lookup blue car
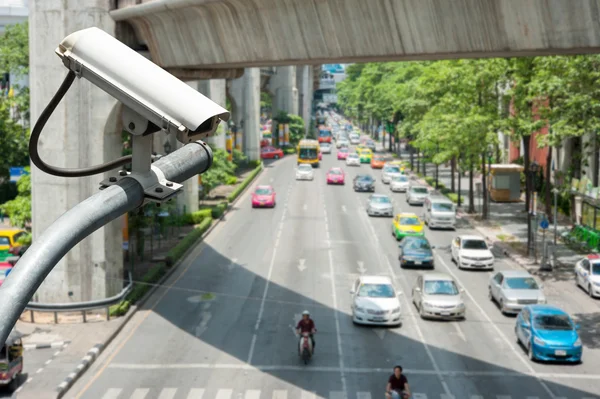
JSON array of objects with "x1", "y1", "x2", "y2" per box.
[
  {"x1": 515, "y1": 305, "x2": 582, "y2": 363},
  {"x1": 398, "y1": 236, "x2": 435, "y2": 269}
]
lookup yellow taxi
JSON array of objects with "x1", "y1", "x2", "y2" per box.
[
  {"x1": 359, "y1": 148, "x2": 373, "y2": 163},
  {"x1": 0, "y1": 229, "x2": 27, "y2": 262},
  {"x1": 391, "y1": 213, "x2": 424, "y2": 241}
]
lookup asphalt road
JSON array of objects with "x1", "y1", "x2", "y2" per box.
[{"x1": 66, "y1": 138, "x2": 600, "y2": 399}]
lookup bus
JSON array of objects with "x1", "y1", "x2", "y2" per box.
[
  {"x1": 318, "y1": 126, "x2": 332, "y2": 144},
  {"x1": 297, "y1": 139, "x2": 321, "y2": 168}
]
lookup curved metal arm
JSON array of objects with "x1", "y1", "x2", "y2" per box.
[{"x1": 0, "y1": 140, "x2": 212, "y2": 345}]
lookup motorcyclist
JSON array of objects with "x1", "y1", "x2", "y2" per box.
[
  {"x1": 385, "y1": 365, "x2": 411, "y2": 399},
  {"x1": 296, "y1": 310, "x2": 316, "y2": 353}
]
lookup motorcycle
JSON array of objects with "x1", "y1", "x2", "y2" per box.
[{"x1": 299, "y1": 332, "x2": 313, "y2": 364}]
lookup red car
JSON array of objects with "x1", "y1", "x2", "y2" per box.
[
  {"x1": 261, "y1": 146, "x2": 284, "y2": 160},
  {"x1": 326, "y1": 167, "x2": 345, "y2": 185},
  {"x1": 260, "y1": 139, "x2": 270, "y2": 148},
  {"x1": 251, "y1": 185, "x2": 276, "y2": 208},
  {"x1": 337, "y1": 148, "x2": 349, "y2": 160}
]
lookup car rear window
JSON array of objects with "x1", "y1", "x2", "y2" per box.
[{"x1": 255, "y1": 188, "x2": 272, "y2": 195}]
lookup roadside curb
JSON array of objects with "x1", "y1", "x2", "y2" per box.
[
  {"x1": 56, "y1": 344, "x2": 103, "y2": 398},
  {"x1": 24, "y1": 340, "x2": 71, "y2": 351},
  {"x1": 55, "y1": 163, "x2": 265, "y2": 398}
]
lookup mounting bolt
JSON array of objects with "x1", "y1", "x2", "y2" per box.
[
  {"x1": 109, "y1": 177, "x2": 117, "y2": 182},
  {"x1": 128, "y1": 122, "x2": 135, "y2": 130},
  {"x1": 166, "y1": 182, "x2": 173, "y2": 187},
  {"x1": 119, "y1": 170, "x2": 128, "y2": 176},
  {"x1": 155, "y1": 187, "x2": 163, "y2": 193}
]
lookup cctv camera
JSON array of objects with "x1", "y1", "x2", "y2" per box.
[{"x1": 55, "y1": 27, "x2": 230, "y2": 143}]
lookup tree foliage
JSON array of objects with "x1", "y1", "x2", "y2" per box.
[
  {"x1": 273, "y1": 111, "x2": 305, "y2": 146},
  {"x1": 0, "y1": 167, "x2": 31, "y2": 228}
]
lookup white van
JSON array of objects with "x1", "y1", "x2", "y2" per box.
[{"x1": 424, "y1": 195, "x2": 456, "y2": 229}]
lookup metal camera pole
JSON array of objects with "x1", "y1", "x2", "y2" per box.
[{"x1": 0, "y1": 141, "x2": 212, "y2": 345}]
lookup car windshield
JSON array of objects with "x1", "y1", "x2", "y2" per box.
[
  {"x1": 411, "y1": 187, "x2": 428, "y2": 194},
  {"x1": 400, "y1": 217, "x2": 419, "y2": 225},
  {"x1": 462, "y1": 239, "x2": 488, "y2": 250},
  {"x1": 384, "y1": 166, "x2": 400, "y2": 173},
  {"x1": 432, "y1": 203, "x2": 454, "y2": 212},
  {"x1": 504, "y1": 277, "x2": 539, "y2": 290},
  {"x1": 299, "y1": 148, "x2": 317, "y2": 159},
  {"x1": 592, "y1": 263, "x2": 600, "y2": 275},
  {"x1": 340, "y1": 148, "x2": 348, "y2": 152},
  {"x1": 298, "y1": 165, "x2": 312, "y2": 172},
  {"x1": 329, "y1": 169, "x2": 342, "y2": 175},
  {"x1": 393, "y1": 175, "x2": 408, "y2": 182},
  {"x1": 348, "y1": 154, "x2": 359, "y2": 158},
  {"x1": 319, "y1": 130, "x2": 332, "y2": 137},
  {"x1": 533, "y1": 314, "x2": 574, "y2": 331},
  {"x1": 357, "y1": 283, "x2": 395, "y2": 298},
  {"x1": 358, "y1": 176, "x2": 374, "y2": 182},
  {"x1": 371, "y1": 196, "x2": 390, "y2": 204},
  {"x1": 321, "y1": 143, "x2": 330, "y2": 148},
  {"x1": 255, "y1": 188, "x2": 272, "y2": 195},
  {"x1": 406, "y1": 239, "x2": 431, "y2": 250},
  {"x1": 424, "y1": 280, "x2": 459, "y2": 295}
]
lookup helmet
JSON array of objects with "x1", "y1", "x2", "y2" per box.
[{"x1": 302, "y1": 310, "x2": 310, "y2": 316}]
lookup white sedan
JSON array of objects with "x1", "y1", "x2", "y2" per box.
[
  {"x1": 346, "y1": 153, "x2": 361, "y2": 166},
  {"x1": 320, "y1": 143, "x2": 332, "y2": 154},
  {"x1": 451, "y1": 235, "x2": 495, "y2": 270},
  {"x1": 390, "y1": 175, "x2": 410, "y2": 192},
  {"x1": 350, "y1": 275, "x2": 402, "y2": 326},
  {"x1": 295, "y1": 164, "x2": 314, "y2": 181}
]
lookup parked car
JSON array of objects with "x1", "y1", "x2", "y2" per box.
[
  {"x1": 515, "y1": 305, "x2": 582, "y2": 363},
  {"x1": 489, "y1": 270, "x2": 546, "y2": 314},
  {"x1": 260, "y1": 146, "x2": 284, "y2": 160},
  {"x1": 350, "y1": 275, "x2": 402, "y2": 326},
  {"x1": 574, "y1": 254, "x2": 600, "y2": 298},
  {"x1": 366, "y1": 194, "x2": 393, "y2": 217},
  {"x1": 251, "y1": 185, "x2": 276, "y2": 208},
  {"x1": 412, "y1": 272, "x2": 465, "y2": 320},
  {"x1": 398, "y1": 236, "x2": 435, "y2": 268},
  {"x1": 451, "y1": 235, "x2": 494, "y2": 270}
]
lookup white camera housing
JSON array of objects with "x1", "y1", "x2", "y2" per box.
[{"x1": 55, "y1": 27, "x2": 230, "y2": 143}]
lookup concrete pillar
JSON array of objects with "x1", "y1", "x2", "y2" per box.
[
  {"x1": 297, "y1": 65, "x2": 314, "y2": 136},
  {"x1": 198, "y1": 79, "x2": 227, "y2": 150},
  {"x1": 229, "y1": 69, "x2": 261, "y2": 161},
  {"x1": 30, "y1": 0, "x2": 122, "y2": 302},
  {"x1": 271, "y1": 66, "x2": 298, "y2": 117}
]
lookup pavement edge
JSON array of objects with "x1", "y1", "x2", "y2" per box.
[
  {"x1": 54, "y1": 162, "x2": 265, "y2": 399},
  {"x1": 23, "y1": 340, "x2": 71, "y2": 351}
]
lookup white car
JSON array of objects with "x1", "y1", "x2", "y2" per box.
[
  {"x1": 575, "y1": 254, "x2": 600, "y2": 297},
  {"x1": 350, "y1": 275, "x2": 402, "y2": 326},
  {"x1": 320, "y1": 143, "x2": 332, "y2": 154},
  {"x1": 337, "y1": 138, "x2": 349, "y2": 149},
  {"x1": 346, "y1": 153, "x2": 360, "y2": 166},
  {"x1": 488, "y1": 270, "x2": 546, "y2": 314},
  {"x1": 295, "y1": 164, "x2": 314, "y2": 181},
  {"x1": 406, "y1": 185, "x2": 429, "y2": 205},
  {"x1": 412, "y1": 272, "x2": 466, "y2": 320},
  {"x1": 381, "y1": 164, "x2": 402, "y2": 184},
  {"x1": 390, "y1": 175, "x2": 410, "y2": 192},
  {"x1": 451, "y1": 235, "x2": 495, "y2": 270},
  {"x1": 349, "y1": 134, "x2": 360, "y2": 145}
]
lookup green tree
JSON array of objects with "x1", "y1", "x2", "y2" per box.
[
  {"x1": 272, "y1": 111, "x2": 305, "y2": 147},
  {"x1": 200, "y1": 149, "x2": 237, "y2": 195},
  {"x1": 0, "y1": 167, "x2": 31, "y2": 228}
]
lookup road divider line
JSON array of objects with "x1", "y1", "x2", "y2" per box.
[
  {"x1": 434, "y1": 254, "x2": 556, "y2": 399},
  {"x1": 452, "y1": 322, "x2": 467, "y2": 342}
]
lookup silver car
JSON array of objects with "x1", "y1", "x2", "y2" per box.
[
  {"x1": 406, "y1": 185, "x2": 429, "y2": 205},
  {"x1": 346, "y1": 153, "x2": 361, "y2": 166},
  {"x1": 320, "y1": 143, "x2": 332, "y2": 154},
  {"x1": 381, "y1": 164, "x2": 402, "y2": 184},
  {"x1": 295, "y1": 164, "x2": 314, "y2": 181},
  {"x1": 488, "y1": 270, "x2": 546, "y2": 315},
  {"x1": 412, "y1": 272, "x2": 466, "y2": 320},
  {"x1": 366, "y1": 194, "x2": 394, "y2": 217},
  {"x1": 390, "y1": 175, "x2": 410, "y2": 192},
  {"x1": 349, "y1": 134, "x2": 360, "y2": 145},
  {"x1": 337, "y1": 138, "x2": 349, "y2": 148}
]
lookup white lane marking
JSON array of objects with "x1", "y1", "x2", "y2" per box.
[
  {"x1": 245, "y1": 390, "x2": 261, "y2": 399},
  {"x1": 35, "y1": 368, "x2": 43, "y2": 374},
  {"x1": 328, "y1": 248, "x2": 347, "y2": 398},
  {"x1": 298, "y1": 259, "x2": 307, "y2": 272},
  {"x1": 373, "y1": 329, "x2": 386, "y2": 340},
  {"x1": 248, "y1": 196, "x2": 288, "y2": 364},
  {"x1": 187, "y1": 388, "x2": 205, "y2": 399},
  {"x1": 101, "y1": 388, "x2": 122, "y2": 399},
  {"x1": 131, "y1": 388, "x2": 150, "y2": 399},
  {"x1": 342, "y1": 205, "x2": 347, "y2": 213},
  {"x1": 355, "y1": 193, "x2": 451, "y2": 397},
  {"x1": 54, "y1": 351, "x2": 61, "y2": 356},
  {"x1": 303, "y1": 204, "x2": 308, "y2": 211},
  {"x1": 301, "y1": 391, "x2": 316, "y2": 399},
  {"x1": 158, "y1": 388, "x2": 177, "y2": 399},
  {"x1": 216, "y1": 389, "x2": 233, "y2": 399},
  {"x1": 452, "y1": 322, "x2": 467, "y2": 342},
  {"x1": 357, "y1": 260, "x2": 366, "y2": 274},
  {"x1": 435, "y1": 254, "x2": 556, "y2": 399},
  {"x1": 44, "y1": 359, "x2": 52, "y2": 365}
]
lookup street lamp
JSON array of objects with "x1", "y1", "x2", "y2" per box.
[
  {"x1": 527, "y1": 161, "x2": 540, "y2": 256},
  {"x1": 163, "y1": 140, "x2": 172, "y2": 155}
]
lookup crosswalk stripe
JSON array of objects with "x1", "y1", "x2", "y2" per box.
[
  {"x1": 245, "y1": 390, "x2": 261, "y2": 399},
  {"x1": 301, "y1": 391, "x2": 316, "y2": 399},
  {"x1": 187, "y1": 389, "x2": 206, "y2": 399},
  {"x1": 130, "y1": 388, "x2": 149, "y2": 399},
  {"x1": 273, "y1": 390, "x2": 288, "y2": 399},
  {"x1": 357, "y1": 392, "x2": 371, "y2": 399},
  {"x1": 330, "y1": 391, "x2": 346, "y2": 399},
  {"x1": 158, "y1": 388, "x2": 177, "y2": 399},
  {"x1": 101, "y1": 388, "x2": 122, "y2": 399},
  {"x1": 216, "y1": 389, "x2": 234, "y2": 399}
]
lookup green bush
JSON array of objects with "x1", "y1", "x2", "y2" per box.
[
  {"x1": 440, "y1": 187, "x2": 451, "y2": 195},
  {"x1": 17, "y1": 232, "x2": 32, "y2": 246},
  {"x1": 284, "y1": 147, "x2": 296, "y2": 155},
  {"x1": 425, "y1": 176, "x2": 435, "y2": 186},
  {"x1": 211, "y1": 202, "x2": 228, "y2": 219},
  {"x1": 447, "y1": 193, "x2": 461, "y2": 204},
  {"x1": 190, "y1": 209, "x2": 212, "y2": 224},
  {"x1": 226, "y1": 176, "x2": 238, "y2": 185},
  {"x1": 227, "y1": 163, "x2": 263, "y2": 202},
  {"x1": 109, "y1": 263, "x2": 167, "y2": 317},
  {"x1": 248, "y1": 160, "x2": 262, "y2": 169},
  {"x1": 165, "y1": 217, "x2": 212, "y2": 267}
]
